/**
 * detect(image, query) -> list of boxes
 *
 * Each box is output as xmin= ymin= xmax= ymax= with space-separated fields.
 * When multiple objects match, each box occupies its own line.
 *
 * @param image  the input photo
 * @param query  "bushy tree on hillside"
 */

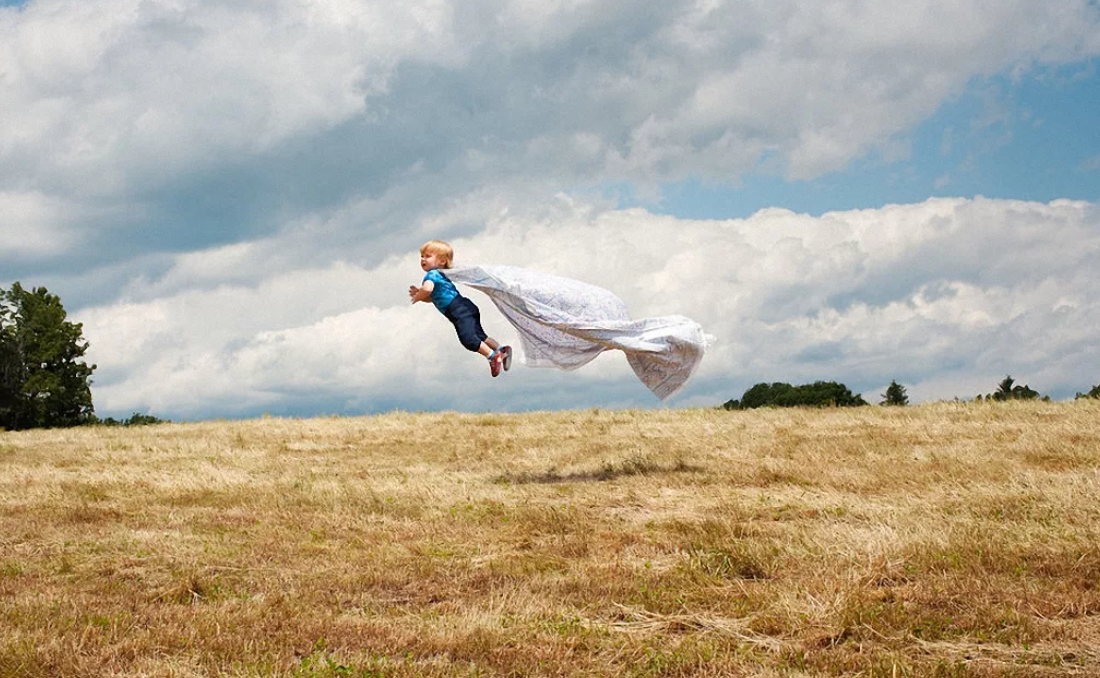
xmin=724 ymin=381 xmax=867 ymax=410
xmin=880 ymin=380 xmax=908 ymax=406
xmin=0 ymin=283 xmax=97 ymax=430
xmin=987 ymin=375 xmax=1044 ymax=402
xmin=99 ymin=412 xmax=169 ymax=427
xmin=1076 ymin=383 xmax=1100 ymax=400
xmin=975 ymin=375 xmax=1047 ymax=403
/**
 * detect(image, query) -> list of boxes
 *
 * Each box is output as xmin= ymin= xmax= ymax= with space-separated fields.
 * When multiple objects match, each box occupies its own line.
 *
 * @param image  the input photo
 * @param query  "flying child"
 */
xmin=409 ymin=240 xmax=512 ymax=377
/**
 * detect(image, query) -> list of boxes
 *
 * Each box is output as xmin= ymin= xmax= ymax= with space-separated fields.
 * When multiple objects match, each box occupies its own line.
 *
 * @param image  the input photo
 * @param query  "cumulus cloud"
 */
xmin=6 ymin=1 xmax=1100 ymax=417
xmin=0 ymin=191 xmax=84 ymax=257
xmin=78 ymin=196 xmax=1100 ymax=419
xmin=4 ymin=0 xmax=1100 ymax=279
xmin=0 ymin=0 xmax=461 ymax=192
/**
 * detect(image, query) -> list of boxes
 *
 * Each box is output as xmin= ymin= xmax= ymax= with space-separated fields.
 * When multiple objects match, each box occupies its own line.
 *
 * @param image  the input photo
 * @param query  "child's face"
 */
xmin=420 ymin=251 xmax=446 ymax=271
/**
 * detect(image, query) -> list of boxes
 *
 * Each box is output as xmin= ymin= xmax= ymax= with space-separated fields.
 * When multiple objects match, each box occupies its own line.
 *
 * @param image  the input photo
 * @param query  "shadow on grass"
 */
xmin=495 ymin=457 xmax=703 ymax=484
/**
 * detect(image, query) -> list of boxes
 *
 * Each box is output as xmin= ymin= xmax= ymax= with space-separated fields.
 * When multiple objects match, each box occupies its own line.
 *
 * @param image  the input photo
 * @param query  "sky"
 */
xmin=2 ymin=0 xmax=1099 ymax=420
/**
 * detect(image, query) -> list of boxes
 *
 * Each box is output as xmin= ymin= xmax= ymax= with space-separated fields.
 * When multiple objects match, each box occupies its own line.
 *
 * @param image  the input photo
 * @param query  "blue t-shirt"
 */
xmin=424 ymin=269 xmax=460 ymax=313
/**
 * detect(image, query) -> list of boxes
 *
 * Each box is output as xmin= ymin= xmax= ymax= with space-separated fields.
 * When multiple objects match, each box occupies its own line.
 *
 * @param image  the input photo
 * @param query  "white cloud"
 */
xmin=6 ymin=1 xmax=1100 ymax=417
xmin=78 ymin=195 xmax=1100 ymax=418
xmin=4 ymin=0 xmax=1099 ymax=269
xmin=0 ymin=0 xmax=462 ymax=195
xmin=0 ymin=191 xmax=81 ymax=257
xmin=604 ymin=1 xmax=1100 ymax=181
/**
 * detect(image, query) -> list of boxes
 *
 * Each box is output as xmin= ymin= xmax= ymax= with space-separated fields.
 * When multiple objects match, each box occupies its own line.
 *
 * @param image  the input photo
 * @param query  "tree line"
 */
xmin=2 ymin=282 xmax=1098 ymax=429
xmin=724 ymin=375 xmax=1100 ymax=410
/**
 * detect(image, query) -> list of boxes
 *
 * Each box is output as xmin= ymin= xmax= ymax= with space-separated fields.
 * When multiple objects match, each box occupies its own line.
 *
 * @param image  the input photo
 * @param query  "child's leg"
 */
xmin=446 ymin=298 xmax=509 ymax=374
xmin=482 ymin=338 xmax=510 ymax=370
xmin=477 ymin=336 xmax=507 ymax=357
xmin=448 ymin=299 xmax=495 ymax=357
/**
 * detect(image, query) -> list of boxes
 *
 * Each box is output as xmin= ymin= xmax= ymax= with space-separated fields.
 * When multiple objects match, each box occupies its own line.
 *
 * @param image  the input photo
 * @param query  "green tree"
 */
xmin=0 ymin=303 xmax=23 ymax=425
xmin=880 ymin=380 xmax=909 ymax=406
xmin=1075 ymin=383 xmax=1100 ymax=400
xmin=728 ymin=381 xmax=867 ymax=409
xmin=992 ymin=375 xmax=1016 ymax=401
xmin=99 ymin=412 xmax=169 ymax=427
xmin=0 ymin=283 xmax=97 ymax=430
xmin=739 ymin=382 xmax=795 ymax=409
xmin=989 ymin=375 xmax=1042 ymax=402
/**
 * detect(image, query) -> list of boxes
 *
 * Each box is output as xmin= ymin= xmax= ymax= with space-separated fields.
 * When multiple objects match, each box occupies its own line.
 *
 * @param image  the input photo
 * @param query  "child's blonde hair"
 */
xmin=420 ymin=240 xmax=454 ymax=268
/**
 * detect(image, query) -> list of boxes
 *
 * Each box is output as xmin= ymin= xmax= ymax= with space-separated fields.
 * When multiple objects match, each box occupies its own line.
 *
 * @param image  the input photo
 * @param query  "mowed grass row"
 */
xmin=1 ymin=402 xmax=1099 ymax=677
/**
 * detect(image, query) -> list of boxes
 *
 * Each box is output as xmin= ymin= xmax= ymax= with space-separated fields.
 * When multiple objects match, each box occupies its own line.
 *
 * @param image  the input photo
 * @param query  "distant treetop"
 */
xmin=881 ymin=380 xmax=908 ymax=406
xmin=1 ymin=283 xmax=97 ymax=430
xmin=1075 ymin=382 xmax=1100 ymax=400
xmin=723 ymin=381 xmax=867 ymax=410
xmin=976 ymin=375 xmax=1047 ymax=403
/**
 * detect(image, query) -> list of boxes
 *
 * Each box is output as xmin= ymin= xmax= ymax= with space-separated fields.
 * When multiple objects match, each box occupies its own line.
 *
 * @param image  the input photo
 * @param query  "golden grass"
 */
xmin=2 ymin=401 xmax=1099 ymax=677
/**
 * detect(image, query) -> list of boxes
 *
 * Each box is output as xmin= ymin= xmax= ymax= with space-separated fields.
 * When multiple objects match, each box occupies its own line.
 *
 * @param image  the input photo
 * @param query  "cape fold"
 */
xmin=446 ymin=265 xmax=709 ymax=400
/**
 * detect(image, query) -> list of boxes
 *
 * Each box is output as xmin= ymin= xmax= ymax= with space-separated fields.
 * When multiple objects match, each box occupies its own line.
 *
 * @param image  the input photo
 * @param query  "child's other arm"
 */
xmin=408 ymin=280 xmax=434 ymax=304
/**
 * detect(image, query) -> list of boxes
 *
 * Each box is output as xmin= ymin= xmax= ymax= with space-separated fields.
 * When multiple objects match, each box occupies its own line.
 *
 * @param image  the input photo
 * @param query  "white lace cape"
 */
xmin=445 ymin=265 xmax=708 ymax=401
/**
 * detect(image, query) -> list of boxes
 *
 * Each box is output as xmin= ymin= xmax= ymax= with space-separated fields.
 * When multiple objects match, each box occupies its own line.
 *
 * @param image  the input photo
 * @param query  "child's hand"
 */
xmin=409 ymin=280 xmax=433 ymax=304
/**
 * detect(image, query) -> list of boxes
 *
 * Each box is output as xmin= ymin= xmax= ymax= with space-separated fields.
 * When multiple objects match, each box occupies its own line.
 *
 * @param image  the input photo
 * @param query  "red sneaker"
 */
xmin=489 ymin=350 xmax=504 ymax=377
xmin=500 ymin=345 xmax=512 ymax=372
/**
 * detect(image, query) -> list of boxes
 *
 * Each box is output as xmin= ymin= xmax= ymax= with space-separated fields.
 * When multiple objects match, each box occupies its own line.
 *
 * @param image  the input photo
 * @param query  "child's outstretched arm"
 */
xmin=408 ymin=280 xmax=434 ymax=304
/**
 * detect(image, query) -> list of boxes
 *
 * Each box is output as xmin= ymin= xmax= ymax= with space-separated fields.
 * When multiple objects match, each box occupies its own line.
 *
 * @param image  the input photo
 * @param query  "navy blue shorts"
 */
xmin=444 ymin=297 xmax=488 ymax=352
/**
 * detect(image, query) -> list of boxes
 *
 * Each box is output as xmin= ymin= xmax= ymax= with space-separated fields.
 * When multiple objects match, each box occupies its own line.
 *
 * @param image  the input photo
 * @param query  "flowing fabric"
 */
xmin=446 ymin=265 xmax=708 ymax=400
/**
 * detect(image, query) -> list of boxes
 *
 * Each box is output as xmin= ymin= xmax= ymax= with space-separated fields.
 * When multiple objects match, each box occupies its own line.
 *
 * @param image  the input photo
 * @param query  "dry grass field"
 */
xmin=2 ymin=401 xmax=1099 ymax=677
